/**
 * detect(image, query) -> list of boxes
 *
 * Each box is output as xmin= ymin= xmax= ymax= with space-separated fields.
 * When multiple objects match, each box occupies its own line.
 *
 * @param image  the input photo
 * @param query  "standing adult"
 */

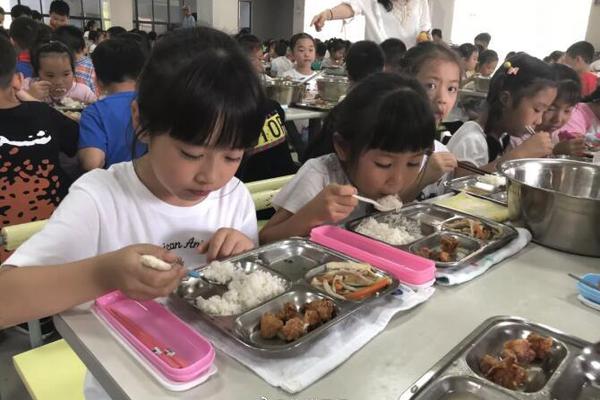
xmin=311 ymin=0 xmax=431 ymax=47
xmin=182 ymin=5 xmax=196 ymax=29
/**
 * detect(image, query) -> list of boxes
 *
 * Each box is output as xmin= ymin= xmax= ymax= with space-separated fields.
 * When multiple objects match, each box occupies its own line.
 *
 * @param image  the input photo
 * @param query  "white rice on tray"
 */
xmin=355 ymin=216 xmax=422 ymax=245
xmin=196 ymin=261 xmax=286 ymax=316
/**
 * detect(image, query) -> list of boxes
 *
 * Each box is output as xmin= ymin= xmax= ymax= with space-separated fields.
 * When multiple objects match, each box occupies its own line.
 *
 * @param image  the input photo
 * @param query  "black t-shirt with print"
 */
xmin=236 ymin=100 xmax=298 ymax=183
xmin=0 ymin=101 xmax=78 ymax=237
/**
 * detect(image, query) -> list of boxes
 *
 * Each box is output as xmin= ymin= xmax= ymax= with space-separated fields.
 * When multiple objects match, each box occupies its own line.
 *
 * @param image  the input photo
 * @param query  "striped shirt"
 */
xmin=75 ymin=57 xmax=99 ymax=96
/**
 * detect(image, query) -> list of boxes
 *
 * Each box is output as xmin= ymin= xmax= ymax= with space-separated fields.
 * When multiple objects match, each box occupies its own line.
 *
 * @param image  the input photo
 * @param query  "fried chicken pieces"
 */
xmin=479 ymin=333 xmax=553 ymax=390
xmin=417 ymin=235 xmax=460 ymax=262
xmin=259 ymin=299 xmax=336 ymax=342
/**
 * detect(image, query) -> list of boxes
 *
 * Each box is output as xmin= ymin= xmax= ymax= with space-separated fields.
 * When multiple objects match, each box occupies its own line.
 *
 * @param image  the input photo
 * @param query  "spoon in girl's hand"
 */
xmin=353 ymin=194 xmax=403 ymax=212
xmin=140 ymin=254 xmax=198 ymax=278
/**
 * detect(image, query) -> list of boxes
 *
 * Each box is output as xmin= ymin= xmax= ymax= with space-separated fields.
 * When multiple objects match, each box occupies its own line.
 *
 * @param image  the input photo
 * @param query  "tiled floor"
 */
xmin=0 ymin=328 xmax=60 ymax=400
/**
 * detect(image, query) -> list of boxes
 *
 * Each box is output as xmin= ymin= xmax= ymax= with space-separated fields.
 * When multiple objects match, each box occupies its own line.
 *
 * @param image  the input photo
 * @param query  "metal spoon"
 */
xmin=353 ymin=194 xmax=401 ymax=212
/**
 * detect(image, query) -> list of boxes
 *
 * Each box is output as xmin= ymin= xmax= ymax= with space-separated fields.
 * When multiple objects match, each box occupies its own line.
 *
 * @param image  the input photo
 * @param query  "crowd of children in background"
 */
xmin=1 ymin=1 xmax=600 ymax=340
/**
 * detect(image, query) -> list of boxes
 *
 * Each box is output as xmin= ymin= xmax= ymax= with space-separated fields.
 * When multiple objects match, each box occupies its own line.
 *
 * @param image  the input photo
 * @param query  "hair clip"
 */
xmin=503 ymin=61 xmax=519 ymax=76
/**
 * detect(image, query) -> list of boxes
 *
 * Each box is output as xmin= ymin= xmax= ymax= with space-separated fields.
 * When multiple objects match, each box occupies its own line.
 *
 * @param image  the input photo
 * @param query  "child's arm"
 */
xmin=259 ymin=184 xmax=358 ymax=244
xmin=402 ymin=152 xmax=457 ymax=201
xmin=0 ymin=244 xmax=186 ymax=329
xmin=78 ymin=107 xmax=107 ymax=170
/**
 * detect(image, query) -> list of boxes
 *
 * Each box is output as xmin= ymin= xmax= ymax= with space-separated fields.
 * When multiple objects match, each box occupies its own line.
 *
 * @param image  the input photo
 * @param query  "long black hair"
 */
xmin=303 ymin=73 xmax=435 ymax=163
xmin=378 ymin=0 xmax=394 ymax=12
xmin=400 ymin=41 xmax=463 ymax=79
xmin=135 ymin=27 xmax=266 ymax=149
xmin=583 ymin=86 xmax=600 ymax=103
xmin=550 ymin=63 xmax=581 ymax=106
xmin=485 ymin=53 xmax=557 ymax=133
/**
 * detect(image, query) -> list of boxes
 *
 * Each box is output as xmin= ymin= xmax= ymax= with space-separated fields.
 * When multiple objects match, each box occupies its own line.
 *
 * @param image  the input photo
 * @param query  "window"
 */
xmin=239 ymin=0 xmax=250 ymax=30
xmin=6 ymin=0 xmax=106 ymax=30
xmin=133 ymin=0 xmax=184 ymax=33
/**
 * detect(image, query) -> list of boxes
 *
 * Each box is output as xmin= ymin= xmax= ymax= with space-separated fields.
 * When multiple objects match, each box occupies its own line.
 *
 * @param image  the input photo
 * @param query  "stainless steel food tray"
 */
xmin=171 ymin=238 xmax=399 ymax=353
xmin=345 ymin=203 xmax=518 ymax=269
xmin=399 ymin=316 xmax=593 ymax=400
xmin=444 ymin=175 xmax=508 ymax=205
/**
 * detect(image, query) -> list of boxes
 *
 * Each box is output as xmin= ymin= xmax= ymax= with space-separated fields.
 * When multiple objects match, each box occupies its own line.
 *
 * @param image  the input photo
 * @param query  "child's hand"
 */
xmin=28 ymin=80 xmax=52 ymax=100
xmin=553 ymin=137 xmax=586 ymax=156
xmin=422 ymin=152 xmax=457 ymax=185
xmin=101 ymin=244 xmax=186 ymax=300
xmin=16 ymin=89 xmax=41 ymax=102
xmin=198 ymin=228 xmax=255 ymax=262
xmin=511 ymin=132 xmax=554 ymax=159
xmin=300 ymin=184 xmax=358 ymax=226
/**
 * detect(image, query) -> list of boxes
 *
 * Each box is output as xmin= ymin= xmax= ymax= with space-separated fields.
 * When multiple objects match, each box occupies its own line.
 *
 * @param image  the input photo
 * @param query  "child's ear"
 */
xmin=332 ymin=133 xmax=350 ymax=162
xmin=499 ymin=90 xmax=513 ymax=108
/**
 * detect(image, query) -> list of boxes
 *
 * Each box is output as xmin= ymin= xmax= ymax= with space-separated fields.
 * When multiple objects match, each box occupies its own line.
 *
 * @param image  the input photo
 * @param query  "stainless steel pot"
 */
xmin=498 ymin=158 xmax=600 ymax=257
xmin=264 ymin=79 xmax=306 ymax=106
xmin=316 ymin=76 xmax=349 ymax=102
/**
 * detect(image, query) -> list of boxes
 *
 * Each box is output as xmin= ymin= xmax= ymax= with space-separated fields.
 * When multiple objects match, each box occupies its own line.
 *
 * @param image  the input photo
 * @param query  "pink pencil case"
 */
xmin=310 ymin=225 xmax=435 ymax=287
xmin=94 ymin=291 xmax=215 ymax=383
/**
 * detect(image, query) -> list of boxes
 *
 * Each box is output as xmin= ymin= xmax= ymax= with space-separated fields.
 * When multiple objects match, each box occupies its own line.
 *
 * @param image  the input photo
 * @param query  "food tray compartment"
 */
xmin=345 ymin=209 xmax=431 ymax=247
xmin=411 ymin=375 xmax=519 ymax=400
xmin=232 ymin=289 xmax=342 ymax=351
xmin=305 ymin=262 xmax=396 ymax=302
xmin=441 ymin=217 xmax=505 ymax=242
xmin=464 ymin=322 xmax=568 ymax=392
xmin=409 ymin=232 xmax=481 ymax=267
xmin=550 ymin=355 xmax=600 ymax=400
xmin=247 ymin=238 xmax=353 ymax=282
xmin=176 ymin=262 xmax=291 ymax=317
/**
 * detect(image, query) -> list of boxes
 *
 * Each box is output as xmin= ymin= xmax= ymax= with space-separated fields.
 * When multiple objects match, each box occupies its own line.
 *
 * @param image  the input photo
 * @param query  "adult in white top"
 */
xmin=311 ymin=0 xmax=432 ymax=47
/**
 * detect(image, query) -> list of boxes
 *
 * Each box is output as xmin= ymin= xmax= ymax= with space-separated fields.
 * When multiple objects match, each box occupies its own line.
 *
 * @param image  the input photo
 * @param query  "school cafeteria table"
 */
xmin=54 ymin=243 xmax=600 ymax=400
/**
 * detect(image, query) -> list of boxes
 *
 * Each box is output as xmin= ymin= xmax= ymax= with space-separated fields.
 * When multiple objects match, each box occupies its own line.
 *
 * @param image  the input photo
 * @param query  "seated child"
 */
xmin=9 ymin=16 xmax=38 ymax=78
xmin=24 ymin=41 xmax=97 ymax=106
xmin=270 ymin=39 xmax=293 ymax=77
xmin=260 ymin=73 xmax=436 ymax=244
xmin=234 ymin=34 xmax=298 ymax=183
xmin=78 ymin=37 xmax=147 ymax=171
xmin=321 ymin=39 xmax=346 ymax=69
xmin=53 ymin=25 xmax=98 ymax=95
xmin=282 ymin=33 xmax=316 ymax=81
xmin=476 ymin=49 xmax=499 ymax=78
xmin=345 ymin=40 xmax=384 ymax=85
xmin=399 ymin=42 xmax=461 ymax=199
xmin=563 ymin=41 xmax=598 ymax=97
xmin=458 ymin=43 xmax=479 ymax=81
xmin=0 ymin=36 xmax=78 ymax=262
xmin=381 ymin=38 xmax=407 ymax=73
xmin=556 ymin=86 xmax=600 ymax=153
xmin=48 ymin=0 xmax=69 ymax=31
xmin=447 ymin=54 xmax=557 ymax=172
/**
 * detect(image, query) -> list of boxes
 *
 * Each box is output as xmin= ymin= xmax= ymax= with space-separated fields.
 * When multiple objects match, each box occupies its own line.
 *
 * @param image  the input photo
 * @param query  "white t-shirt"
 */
xmin=270 ymin=56 xmax=294 ymax=77
xmin=4 ymin=161 xmax=258 ymax=269
xmin=3 ymin=162 xmax=257 ymax=400
xmin=447 ymin=120 xmax=489 ymax=167
xmin=344 ymin=0 xmax=432 ymax=46
xmin=272 ymin=153 xmax=369 ymax=223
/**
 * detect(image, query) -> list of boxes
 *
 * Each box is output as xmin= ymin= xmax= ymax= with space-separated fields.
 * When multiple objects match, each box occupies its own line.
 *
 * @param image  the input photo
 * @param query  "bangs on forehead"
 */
xmin=136 ymin=29 xmax=265 ymax=150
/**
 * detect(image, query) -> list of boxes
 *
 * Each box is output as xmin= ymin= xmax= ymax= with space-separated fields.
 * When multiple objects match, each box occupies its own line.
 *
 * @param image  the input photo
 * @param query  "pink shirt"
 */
xmin=22 ymin=78 xmax=97 ymax=106
xmin=555 ymin=103 xmax=600 ymax=141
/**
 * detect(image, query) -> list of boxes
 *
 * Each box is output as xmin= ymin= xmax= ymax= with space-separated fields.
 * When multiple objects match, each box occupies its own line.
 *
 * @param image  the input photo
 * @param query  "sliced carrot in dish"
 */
xmin=344 ymin=278 xmax=392 ymax=301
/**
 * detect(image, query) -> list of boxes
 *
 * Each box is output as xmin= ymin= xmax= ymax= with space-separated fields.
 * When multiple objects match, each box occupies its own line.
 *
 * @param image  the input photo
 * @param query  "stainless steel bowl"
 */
xmin=316 ymin=76 xmax=349 ymax=102
xmin=264 ymin=79 xmax=306 ymax=106
xmin=498 ymin=158 xmax=600 ymax=257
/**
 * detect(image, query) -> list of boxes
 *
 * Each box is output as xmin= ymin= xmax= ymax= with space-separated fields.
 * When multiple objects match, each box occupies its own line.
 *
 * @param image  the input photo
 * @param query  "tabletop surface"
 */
xmin=284 ymin=107 xmax=328 ymax=121
xmin=55 ymin=242 xmax=600 ymax=400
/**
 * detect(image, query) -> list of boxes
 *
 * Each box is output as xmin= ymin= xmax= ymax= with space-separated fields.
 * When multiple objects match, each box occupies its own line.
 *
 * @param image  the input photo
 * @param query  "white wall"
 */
xmin=586 ymin=2 xmax=600 ymax=51
xmin=450 ymin=0 xmax=593 ymax=61
xmin=429 ymin=0 xmax=455 ymax=44
xmin=212 ymin=0 xmax=238 ymax=33
xmin=109 ymin=0 xmax=134 ymax=30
